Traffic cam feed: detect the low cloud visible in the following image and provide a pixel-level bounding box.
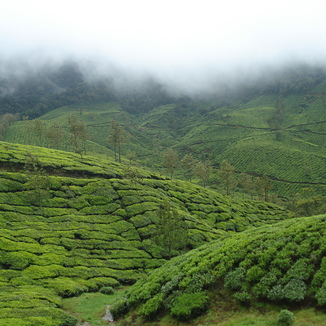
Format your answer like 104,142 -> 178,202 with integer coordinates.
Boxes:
1,0 -> 326,94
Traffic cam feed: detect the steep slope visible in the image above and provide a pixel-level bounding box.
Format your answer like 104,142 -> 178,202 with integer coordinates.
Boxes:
113,214 -> 326,324
0,142 -> 292,325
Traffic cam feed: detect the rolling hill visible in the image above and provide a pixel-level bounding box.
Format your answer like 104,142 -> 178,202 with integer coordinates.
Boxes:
0,142 -> 292,325
3,76 -> 326,200
112,214 -> 326,325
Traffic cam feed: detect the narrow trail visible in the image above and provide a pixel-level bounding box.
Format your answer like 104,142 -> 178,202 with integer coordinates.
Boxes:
102,305 -> 114,322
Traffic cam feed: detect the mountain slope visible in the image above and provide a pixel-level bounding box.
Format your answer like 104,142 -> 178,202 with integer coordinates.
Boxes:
0,142 -> 292,325
4,77 -> 326,199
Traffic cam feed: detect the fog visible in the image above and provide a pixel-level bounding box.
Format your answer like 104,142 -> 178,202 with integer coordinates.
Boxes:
2,0 -> 326,94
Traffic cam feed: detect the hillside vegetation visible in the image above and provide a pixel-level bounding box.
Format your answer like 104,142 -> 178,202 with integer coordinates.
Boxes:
3,80 -> 326,201
0,142 -> 292,325
112,214 -> 326,325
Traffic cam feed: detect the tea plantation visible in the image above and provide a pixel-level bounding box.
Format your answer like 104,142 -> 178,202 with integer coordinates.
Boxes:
0,142 -> 292,325
114,214 -> 326,324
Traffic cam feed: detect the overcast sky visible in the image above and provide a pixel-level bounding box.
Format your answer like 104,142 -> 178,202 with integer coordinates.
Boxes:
1,0 -> 326,85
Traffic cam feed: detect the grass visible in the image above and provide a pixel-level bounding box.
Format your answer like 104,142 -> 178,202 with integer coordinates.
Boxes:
198,307 -> 326,326
62,288 -> 128,325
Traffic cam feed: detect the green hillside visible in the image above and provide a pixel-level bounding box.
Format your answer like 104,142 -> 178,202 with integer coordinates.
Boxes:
3,78 -> 326,201
0,142 -> 292,325
113,214 -> 326,325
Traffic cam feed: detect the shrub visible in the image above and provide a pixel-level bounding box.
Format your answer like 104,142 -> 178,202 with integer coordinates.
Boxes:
170,291 -> 208,321
59,314 -> 78,326
224,267 -> 246,290
139,293 -> 165,318
110,298 -> 129,318
278,309 -> 295,325
99,286 -> 115,295
315,281 -> 326,306
283,279 -> 306,301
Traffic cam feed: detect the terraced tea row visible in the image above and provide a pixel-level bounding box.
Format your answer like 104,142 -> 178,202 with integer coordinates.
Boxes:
113,214 -> 326,323
0,142 -> 293,325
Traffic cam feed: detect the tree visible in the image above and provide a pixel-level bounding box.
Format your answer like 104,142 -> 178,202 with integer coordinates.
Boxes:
162,148 -> 179,178
108,120 -> 128,163
67,114 -> 89,157
267,97 -> 285,140
181,153 -> 198,182
255,175 -> 273,201
124,164 -> 142,187
292,188 -> 325,216
31,118 -> 47,147
153,200 -> 188,259
239,173 -> 255,199
0,113 -> 17,140
218,160 -> 237,195
195,161 -> 213,187
24,152 -> 50,208
125,149 -> 136,165
46,121 -> 65,149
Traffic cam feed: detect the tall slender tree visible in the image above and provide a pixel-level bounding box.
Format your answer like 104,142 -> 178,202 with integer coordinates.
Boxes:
108,119 -> 128,163
195,161 -> 213,187
153,200 -> 188,259
256,174 -> 273,201
181,153 -> 198,182
67,114 -> 89,157
218,160 -> 237,195
31,118 -> 47,147
162,148 -> 179,178
24,152 -> 50,208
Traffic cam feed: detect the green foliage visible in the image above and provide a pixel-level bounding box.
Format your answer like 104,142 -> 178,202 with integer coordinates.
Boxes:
122,214 -> 326,322
59,314 -> 78,326
110,298 -> 129,319
99,286 -> 115,295
108,119 -> 128,163
315,281 -> 326,306
170,291 -> 209,320
152,200 -> 188,258
67,114 -> 89,157
139,292 -> 165,318
278,309 -> 295,325
0,140 -> 301,325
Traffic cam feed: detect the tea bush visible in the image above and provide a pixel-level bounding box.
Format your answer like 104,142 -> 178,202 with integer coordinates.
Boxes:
170,291 -> 209,321
278,309 -> 295,325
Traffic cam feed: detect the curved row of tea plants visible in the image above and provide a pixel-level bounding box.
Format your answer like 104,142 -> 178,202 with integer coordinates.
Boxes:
112,214 -> 326,323
0,142 -> 293,325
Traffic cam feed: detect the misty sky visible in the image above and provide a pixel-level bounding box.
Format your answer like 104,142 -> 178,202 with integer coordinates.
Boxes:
2,0 -> 326,85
